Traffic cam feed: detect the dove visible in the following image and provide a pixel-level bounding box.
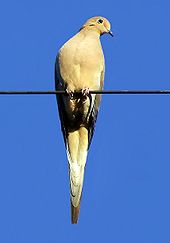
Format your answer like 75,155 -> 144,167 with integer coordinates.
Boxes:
55,16 -> 113,224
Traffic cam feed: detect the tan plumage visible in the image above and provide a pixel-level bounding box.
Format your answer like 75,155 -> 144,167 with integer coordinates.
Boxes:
55,16 -> 112,223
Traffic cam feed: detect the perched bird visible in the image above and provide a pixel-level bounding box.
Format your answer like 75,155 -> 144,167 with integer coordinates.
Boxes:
55,16 -> 113,224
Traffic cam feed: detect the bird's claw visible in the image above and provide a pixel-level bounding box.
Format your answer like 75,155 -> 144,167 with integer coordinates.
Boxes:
82,88 -> 90,97
66,89 -> 74,99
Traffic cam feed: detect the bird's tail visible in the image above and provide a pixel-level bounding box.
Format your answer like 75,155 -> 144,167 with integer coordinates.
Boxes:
66,127 -> 88,224
69,160 -> 86,224
71,201 -> 80,224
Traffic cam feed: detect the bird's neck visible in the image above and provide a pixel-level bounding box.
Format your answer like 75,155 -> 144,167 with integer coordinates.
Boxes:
79,26 -> 100,39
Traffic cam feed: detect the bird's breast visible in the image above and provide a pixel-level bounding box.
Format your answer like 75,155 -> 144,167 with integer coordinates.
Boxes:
58,35 -> 104,91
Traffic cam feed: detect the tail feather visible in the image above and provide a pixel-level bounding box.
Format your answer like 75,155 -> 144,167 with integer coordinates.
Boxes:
66,127 -> 88,223
69,164 -> 85,206
71,202 -> 80,224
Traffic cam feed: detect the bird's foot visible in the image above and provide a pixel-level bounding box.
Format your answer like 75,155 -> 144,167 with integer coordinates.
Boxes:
82,88 -> 90,97
66,88 -> 74,99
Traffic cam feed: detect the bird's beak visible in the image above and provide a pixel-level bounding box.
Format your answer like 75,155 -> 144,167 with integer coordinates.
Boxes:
108,30 -> 114,37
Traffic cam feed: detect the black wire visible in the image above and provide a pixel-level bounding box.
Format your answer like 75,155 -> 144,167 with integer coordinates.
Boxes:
0,90 -> 170,95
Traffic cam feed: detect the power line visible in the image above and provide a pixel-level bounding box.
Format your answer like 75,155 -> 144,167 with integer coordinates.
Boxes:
0,90 -> 170,95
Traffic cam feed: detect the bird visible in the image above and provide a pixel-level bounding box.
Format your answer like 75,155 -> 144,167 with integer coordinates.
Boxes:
55,16 -> 113,224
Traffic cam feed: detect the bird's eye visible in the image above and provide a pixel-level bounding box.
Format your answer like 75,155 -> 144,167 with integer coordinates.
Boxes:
97,19 -> 103,24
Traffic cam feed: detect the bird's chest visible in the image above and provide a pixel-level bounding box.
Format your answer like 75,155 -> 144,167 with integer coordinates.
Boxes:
59,38 -> 104,89
73,40 -> 104,74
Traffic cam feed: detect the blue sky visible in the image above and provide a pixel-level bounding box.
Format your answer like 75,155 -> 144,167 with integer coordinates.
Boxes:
0,0 -> 170,242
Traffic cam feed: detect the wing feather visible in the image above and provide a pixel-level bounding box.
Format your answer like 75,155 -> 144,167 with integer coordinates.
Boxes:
55,57 -> 68,145
87,68 -> 105,147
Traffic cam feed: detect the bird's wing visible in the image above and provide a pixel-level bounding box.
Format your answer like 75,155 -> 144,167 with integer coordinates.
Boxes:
87,68 -> 105,147
55,57 -> 68,146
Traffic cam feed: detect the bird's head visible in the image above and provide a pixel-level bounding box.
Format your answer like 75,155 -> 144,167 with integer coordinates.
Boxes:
80,16 -> 113,37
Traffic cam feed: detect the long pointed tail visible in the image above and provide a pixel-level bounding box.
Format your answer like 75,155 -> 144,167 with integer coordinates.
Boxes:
66,127 -> 88,224
69,163 -> 85,224
71,202 -> 80,224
